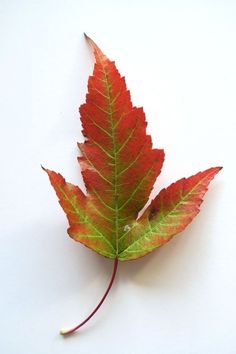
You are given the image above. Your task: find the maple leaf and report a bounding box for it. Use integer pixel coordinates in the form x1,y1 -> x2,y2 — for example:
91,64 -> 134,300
43,34 -> 222,335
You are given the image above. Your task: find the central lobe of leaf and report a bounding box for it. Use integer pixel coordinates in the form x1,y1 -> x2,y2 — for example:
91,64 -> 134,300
78,44 -> 164,256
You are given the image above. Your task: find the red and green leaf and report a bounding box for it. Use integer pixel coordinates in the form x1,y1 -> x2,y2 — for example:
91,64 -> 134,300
43,35 -> 221,334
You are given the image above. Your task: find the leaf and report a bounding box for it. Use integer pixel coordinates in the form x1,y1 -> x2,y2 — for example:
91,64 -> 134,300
43,34 -> 222,334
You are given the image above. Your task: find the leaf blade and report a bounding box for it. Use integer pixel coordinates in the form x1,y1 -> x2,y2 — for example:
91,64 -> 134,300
44,36 -> 221,262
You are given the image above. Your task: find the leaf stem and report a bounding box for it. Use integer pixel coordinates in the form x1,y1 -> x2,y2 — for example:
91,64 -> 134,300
60,257 -> 119,335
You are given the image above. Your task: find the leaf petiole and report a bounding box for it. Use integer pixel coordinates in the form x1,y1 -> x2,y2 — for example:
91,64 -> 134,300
60,257 -> 118,335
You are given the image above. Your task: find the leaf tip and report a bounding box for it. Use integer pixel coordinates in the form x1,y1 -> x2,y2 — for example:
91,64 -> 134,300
208,166 -> 223,176
41,165 -> 51,175
213,166 -> 223,175
84,32 -> 93,44
83,33 -> 105,61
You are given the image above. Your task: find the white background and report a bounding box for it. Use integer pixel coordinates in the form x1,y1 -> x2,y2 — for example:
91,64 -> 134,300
0,1 -> 235,353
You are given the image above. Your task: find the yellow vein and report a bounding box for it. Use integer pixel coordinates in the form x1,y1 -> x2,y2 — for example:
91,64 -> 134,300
92,87 -> 109,99
118,165 -> 155,211
117,142 -> 147,177
80,148 -> 112,186
116,125 -> 137,154
59,186 -> 115,252
89,137 -> 115,159
84,111 -> 112,137
92,188 -> 116,211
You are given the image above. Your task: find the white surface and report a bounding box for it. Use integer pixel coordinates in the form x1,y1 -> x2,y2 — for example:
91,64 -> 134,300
0,1 -> 235,353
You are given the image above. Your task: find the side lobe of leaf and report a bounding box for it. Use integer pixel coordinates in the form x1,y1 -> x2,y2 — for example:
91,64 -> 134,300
42,168 -> 116,258
118,167 -> 222,260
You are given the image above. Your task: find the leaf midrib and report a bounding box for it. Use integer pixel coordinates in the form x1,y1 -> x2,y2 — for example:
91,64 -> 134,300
101,64 -> 119,255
